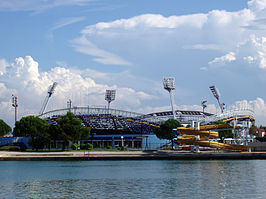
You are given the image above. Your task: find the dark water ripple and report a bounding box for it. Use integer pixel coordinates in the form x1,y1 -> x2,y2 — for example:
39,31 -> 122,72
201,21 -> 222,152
0,160 -> 265,199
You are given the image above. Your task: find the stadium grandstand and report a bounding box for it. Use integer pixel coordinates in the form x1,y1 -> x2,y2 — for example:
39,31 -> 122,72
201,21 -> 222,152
39,106 -> 255,149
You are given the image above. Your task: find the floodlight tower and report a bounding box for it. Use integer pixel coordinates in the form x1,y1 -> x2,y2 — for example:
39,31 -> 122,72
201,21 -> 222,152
105,90 -> 116,110
39,82 -> 57,115
12,95 -> 18,122
209,85 -> 225,113
67,99 -> 72,111
201,100 -> 207,113
163,77 -> 176,119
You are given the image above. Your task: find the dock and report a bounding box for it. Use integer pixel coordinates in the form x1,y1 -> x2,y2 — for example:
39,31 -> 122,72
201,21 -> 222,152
1,150 -> 266,161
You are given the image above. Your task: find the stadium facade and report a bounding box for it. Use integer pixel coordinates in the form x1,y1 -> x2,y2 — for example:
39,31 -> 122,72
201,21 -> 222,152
39,106 -> 255,149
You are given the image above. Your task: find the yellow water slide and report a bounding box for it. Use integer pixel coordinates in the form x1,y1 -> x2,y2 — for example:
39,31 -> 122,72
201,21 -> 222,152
177,125 -> 250,152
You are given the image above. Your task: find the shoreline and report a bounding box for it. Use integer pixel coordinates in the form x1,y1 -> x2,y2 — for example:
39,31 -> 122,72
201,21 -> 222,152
1,150 -> 266,161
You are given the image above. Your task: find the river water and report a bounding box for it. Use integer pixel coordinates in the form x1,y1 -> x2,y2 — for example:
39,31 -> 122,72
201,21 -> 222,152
0,160 -> 265,199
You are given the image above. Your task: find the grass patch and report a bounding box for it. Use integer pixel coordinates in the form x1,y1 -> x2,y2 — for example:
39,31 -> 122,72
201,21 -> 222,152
0,146 -> 21,151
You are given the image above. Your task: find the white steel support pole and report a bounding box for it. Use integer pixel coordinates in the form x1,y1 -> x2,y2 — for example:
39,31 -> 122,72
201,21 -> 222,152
107,101 -> 110,110
169,90 -> 176,120
12,95 -> 18,123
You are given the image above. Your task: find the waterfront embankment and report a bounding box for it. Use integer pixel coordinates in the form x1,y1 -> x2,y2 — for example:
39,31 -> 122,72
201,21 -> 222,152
2,150 -> 266,160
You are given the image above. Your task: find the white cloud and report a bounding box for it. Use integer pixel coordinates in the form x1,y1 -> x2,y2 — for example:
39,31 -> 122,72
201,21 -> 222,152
65,0 -> 266,72
248,0 -> 266,12
0,59 -> 9,75
83,13 -> 207,32
1,57 -> 265,128
214,35 -> 266,69
71,36 -> 132,65
47,16 -> 86,41
208,52 -> 236,66
243,56 -> 255,63
0,56 -> 152,126
185,44 -> 222,50
72,5 -> 254,66
0,0 -> 93,13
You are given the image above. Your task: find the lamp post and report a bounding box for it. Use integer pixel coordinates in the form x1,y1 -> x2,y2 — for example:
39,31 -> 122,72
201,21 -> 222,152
163,77 -> 176,119
121,136 -> 124,149
12,94 -> 18,123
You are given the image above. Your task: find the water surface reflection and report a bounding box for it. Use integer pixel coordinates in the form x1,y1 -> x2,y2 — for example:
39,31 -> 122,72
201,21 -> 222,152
0,160 -> 265,199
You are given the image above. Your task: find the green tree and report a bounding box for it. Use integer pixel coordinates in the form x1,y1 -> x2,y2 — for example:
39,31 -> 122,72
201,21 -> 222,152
0,120 -> 12,137
56,112 -> 90,150
210,120 -> 233,141
47,124 -> 61,149
13,116 -> 50,150
154,119 -> 182,149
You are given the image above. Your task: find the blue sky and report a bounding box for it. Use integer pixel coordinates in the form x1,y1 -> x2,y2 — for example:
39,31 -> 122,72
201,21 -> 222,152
1,0 -> 266,126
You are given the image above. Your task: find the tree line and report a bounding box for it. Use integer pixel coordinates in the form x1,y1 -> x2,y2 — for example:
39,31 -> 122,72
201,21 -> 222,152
0,112 -> 90,150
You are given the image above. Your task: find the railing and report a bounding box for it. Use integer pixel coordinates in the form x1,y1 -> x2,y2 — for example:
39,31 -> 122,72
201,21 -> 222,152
39,107 -> 165,124
206,109 -> 254,122
39,107 -> 255,125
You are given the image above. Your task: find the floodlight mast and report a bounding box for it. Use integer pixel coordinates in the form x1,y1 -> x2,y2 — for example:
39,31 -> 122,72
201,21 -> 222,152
209,85 -> 225,113
12,95 -> 18,122
163,77 -> 176,119
67,99 -> 72,111
39,82 -> 57,115
201,100 -> 207,113
105,90 -> 116,110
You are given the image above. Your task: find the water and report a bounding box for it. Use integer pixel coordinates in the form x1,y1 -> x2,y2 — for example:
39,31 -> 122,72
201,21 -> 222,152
0,160 -> 265,199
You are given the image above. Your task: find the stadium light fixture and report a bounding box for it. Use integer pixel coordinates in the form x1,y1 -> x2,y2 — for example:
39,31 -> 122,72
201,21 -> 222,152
12,94 -> 18,122
209,86 -> 220,100
209,85 -> 225,113
163,77 -> 176,119
105,89 -> 116,110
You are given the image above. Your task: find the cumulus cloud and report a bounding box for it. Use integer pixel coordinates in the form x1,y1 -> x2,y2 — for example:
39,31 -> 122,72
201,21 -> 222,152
248,0 -> 266,12
0,59 -> 9,75
1,56 -> 265,127
0,56 -> 153,126
207,52 -> 236,67
72,5 -> 255,67
240,36 -> 266,68
67,0 -> 266,72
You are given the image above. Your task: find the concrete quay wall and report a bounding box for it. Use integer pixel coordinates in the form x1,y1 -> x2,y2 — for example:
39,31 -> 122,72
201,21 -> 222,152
1,150 -> 266,161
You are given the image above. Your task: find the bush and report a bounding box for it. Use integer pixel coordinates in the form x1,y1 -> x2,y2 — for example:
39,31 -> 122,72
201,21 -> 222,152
80,143 -> 93,150
29,137 -> 46,151
106,146 -> 112,150
87,143 -> 93,150
80,144 -> 87,150
71,143 -> 79,150
0,146 -> 21,151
